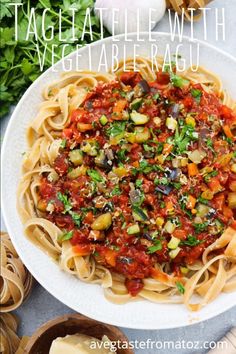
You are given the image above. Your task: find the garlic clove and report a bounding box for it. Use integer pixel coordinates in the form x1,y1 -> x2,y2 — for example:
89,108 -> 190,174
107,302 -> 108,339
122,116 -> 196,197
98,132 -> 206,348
94,0 -> 166,35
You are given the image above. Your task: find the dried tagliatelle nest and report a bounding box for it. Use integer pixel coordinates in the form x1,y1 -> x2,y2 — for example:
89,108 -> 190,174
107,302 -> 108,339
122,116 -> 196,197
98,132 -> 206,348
166,0 -> 213,21
0,232 -> 34,312
0,313 -> 29,354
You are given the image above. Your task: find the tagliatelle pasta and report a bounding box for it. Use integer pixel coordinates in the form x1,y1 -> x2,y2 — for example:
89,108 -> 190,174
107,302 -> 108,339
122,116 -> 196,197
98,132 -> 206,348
0,313 -> 20,354
17,57 -> 236,310
167,0 -> 213,21
0,232 -> 33,312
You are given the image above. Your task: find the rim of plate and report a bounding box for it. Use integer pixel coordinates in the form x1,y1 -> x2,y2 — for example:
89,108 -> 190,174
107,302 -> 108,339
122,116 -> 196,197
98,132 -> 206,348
1,32 -> 236,330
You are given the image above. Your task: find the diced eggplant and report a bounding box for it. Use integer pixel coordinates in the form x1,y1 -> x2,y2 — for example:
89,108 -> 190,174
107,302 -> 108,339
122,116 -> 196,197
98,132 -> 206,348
129,189 -> 143,205
118,256 -> 133,264
95,151 -> 112,170
134,80 -> 150,97
69,149 -> 83,166
170,103 -> 180,118
167,168 -> 180,181
102,202 -> 114,213
143,233 -> 154,241
131,111 -> 149,125
132,206 -> 148,221
130,98 -> 143,111
155,185 -> 172,195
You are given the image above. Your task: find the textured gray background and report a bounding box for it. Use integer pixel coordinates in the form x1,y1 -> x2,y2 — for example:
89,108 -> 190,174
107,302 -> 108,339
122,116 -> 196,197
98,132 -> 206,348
1,0 -> 236,353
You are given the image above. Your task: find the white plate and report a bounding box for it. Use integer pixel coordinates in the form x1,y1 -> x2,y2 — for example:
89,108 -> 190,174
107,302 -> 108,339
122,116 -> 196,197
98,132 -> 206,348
2,33 -> 236,330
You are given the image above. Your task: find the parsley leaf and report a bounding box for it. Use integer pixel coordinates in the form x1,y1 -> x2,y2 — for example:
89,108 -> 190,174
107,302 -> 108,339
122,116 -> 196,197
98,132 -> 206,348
106,121 -> 126,137
147,240 -> 162,254
111,186 -> 121,196
87,169 -> 105,183
57,192 -> 72,213
180,235 -> 202,247
191,89 -> 202,103
59,230 -> 73,242
193,221 -> 209,233
176,281 -> 185,294
170,73 -> 189,88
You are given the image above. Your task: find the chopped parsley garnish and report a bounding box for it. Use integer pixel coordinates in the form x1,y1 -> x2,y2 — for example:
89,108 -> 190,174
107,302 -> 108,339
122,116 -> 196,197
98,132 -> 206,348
135,179 -> 143,188
117,149 -> 128,162
60,139 -> 67,149
174,123 -> 198,154
59,230 -> 73,242
106,121 -> 126,137
87,169 -> 105,183
204,170 -> 218,182
147,239 -> 162,254
176,281 -> 185,294
170,73 -> 189,88
70,212 -> 82,227
193,221 -> 209,233
111,186 -> 121,196
57,192 -> 72,213
197,196 -> 209,205
181,235 -> 202,247
191,89 -> 202,103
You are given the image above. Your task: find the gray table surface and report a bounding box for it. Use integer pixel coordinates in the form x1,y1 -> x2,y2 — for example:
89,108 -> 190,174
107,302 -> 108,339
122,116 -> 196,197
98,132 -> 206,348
1,1 -> 236,353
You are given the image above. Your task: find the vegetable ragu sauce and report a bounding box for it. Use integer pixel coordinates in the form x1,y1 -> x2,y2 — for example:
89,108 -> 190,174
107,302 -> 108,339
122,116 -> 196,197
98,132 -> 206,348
38,69 -> 236,297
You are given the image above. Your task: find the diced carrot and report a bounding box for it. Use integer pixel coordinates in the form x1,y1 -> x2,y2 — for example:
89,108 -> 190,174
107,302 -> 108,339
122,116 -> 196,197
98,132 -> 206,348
173,229 -> 187,240
77,123 -> 93,132
188,163 -> 199,176
222,205 -> 233,218
104,249 -> 118,267
132,161 -> 139,168
164,201 -> 174,215
186,195 -> 197,209
150,267 -> 169,282
162,143 -> 173,155
73,244 -> 92,256
212,193 -> 225,210
223,125 -> 234,139
83,211 -> 94,224
113,99 -> 127,114
208,177 -> 223,193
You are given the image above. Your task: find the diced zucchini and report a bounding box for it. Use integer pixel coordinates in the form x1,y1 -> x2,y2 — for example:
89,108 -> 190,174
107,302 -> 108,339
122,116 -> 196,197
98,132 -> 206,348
81,141 -> 97,156
127,224 -> 140,234
166,117 -> 177,131
168,236 -> 180,250
69,149 -> 83,166
125,132 -> 136,143
156,217 -> 164,227
180,266 -> 189,274
100,115 -> 108,126
164,220 -> 176,234
91,213 -> 112,230
109,133 -> 124,145
196,204 -> 210,218
134,127 -> 150,143
228,192 -> 236,209
132,207 -> 148,222
95,151 -> 110,169
130,98 -> 143,111
47,170 -> 59,182
169,247 -> 181,259
130,111 -> 149,125
67,165 -> 87,179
